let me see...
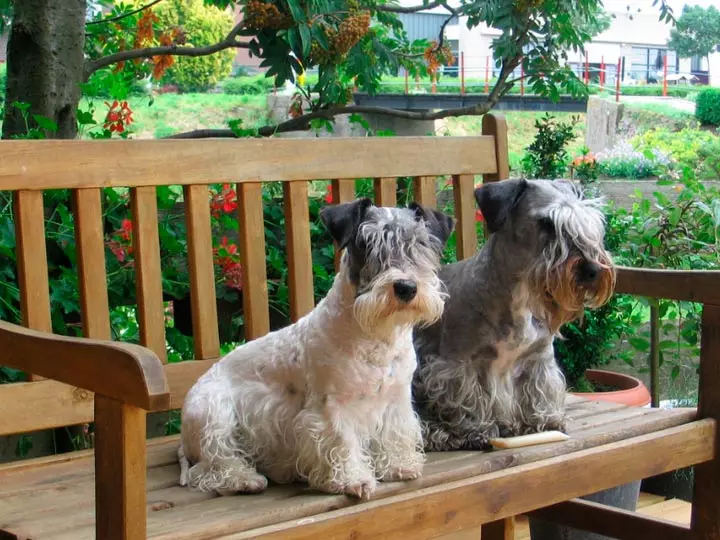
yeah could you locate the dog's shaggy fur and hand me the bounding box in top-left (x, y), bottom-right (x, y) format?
top-left (413, 179), bottom-right (616, 451)
top-left (178, 198), bottom-right (454, 499)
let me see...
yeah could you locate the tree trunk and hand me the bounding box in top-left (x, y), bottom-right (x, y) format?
top-left (2, 0), bottom-right (86, 139)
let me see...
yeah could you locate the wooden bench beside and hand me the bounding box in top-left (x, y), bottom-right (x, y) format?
top-left (0, 113), bottom-right (718, 540)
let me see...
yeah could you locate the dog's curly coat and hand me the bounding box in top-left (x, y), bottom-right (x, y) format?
top-left (413, 179), bottom-right (616, 451)
top-left (178, 197), bottom-right (454, 499)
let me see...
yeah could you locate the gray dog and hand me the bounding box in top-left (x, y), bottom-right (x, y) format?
top-left (412, 179), bottom-right (616, 451)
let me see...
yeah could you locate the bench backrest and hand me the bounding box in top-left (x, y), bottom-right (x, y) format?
top-left (0, 114), bottom-right (509, 437)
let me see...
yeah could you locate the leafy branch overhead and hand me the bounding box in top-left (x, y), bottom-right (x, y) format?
top-left (27, 0), bottom-right (676, 138)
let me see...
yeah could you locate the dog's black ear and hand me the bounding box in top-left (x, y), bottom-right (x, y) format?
top-left (409, 202), bottom-right (456, 247)
top-left (474, 179), bottom-right (528, 234)
top-left (320, 197), bottom-right (373, 249)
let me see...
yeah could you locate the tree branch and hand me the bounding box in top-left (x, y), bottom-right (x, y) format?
top-left (86, 0), bottom-right (166, 26)
top-left (167, 73), bottom-right (515, 140)
top-left (83, 22), bottom-right (248, 79)
top-left (377, 0), bottom-right (447, 13)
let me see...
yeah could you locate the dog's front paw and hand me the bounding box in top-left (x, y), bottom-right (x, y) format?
top-left (344, 479), bottom-right (377, 500)
top-left (215, 472), bottom-right (268, 496)
top-left (380, 463), bottom-right (423, 482)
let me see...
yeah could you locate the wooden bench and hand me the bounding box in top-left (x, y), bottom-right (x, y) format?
top-left (0, 113), bottom-right (718, 540)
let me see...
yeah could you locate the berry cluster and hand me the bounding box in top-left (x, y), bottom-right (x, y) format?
top-left (335, 11), bottom-right (371, 55)
top-left (424, 40), bottom-right (455, 75)
top-left (309, 11), bottom-right (371, 65)
top-left (244, 0), bottom-right (293, 31)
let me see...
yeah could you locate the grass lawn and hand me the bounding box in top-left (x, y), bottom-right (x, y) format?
top-left (439, 112), bottom-right (587, 169)
top-left (110, 93), bottom-right (588, 170)
top-left (83, 93), bottom-right (269, 139)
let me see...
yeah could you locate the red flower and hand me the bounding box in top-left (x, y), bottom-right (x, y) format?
top-left (119, 218), bottom-right (132, 241)
top-left (103, 100), bottom-right (133, 134)
top-left (210, 184), bottom-right (238, 217)
top-left (475, 209), bottom-right (484, 222)
top-left (213, 237), bottom-right (243, 290)
top-left (324, 184), bottom-right (333, 204)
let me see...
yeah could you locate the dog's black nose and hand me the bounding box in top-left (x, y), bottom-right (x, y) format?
top-left (393, 280), bottom-right (418, 302)
top-left (578, 260), bottom-right (601, 283)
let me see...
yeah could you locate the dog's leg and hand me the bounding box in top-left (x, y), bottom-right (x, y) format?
top-left (373, 391), bottom-right (424, 482)
top-left (295, 406), bottom-right (376, 500)
top-left (514, 352), bottom-right (567, 435)
top-left (414, 356), bottom-right (498, 451)
top-left (181, 376), bottom-right (268, 496)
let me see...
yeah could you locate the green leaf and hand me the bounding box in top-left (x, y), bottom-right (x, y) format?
top-left (629, 337), bottom-right (650, 352)
top-left (286, 0), bottom-right (307, 23)
top-left (671, 365), bottom-right (681, 380)
top-left (30, 114), bottom-right (58, 132)
top-left (77, 110), bottom-right (96, 126)
top-left (299, 24), bottom-right (312, 59)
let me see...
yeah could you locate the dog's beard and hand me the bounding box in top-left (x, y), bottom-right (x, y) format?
top-left (353, 271), bottom-right (445, 337)
top-left (526, 253), bottom-right (616, 332)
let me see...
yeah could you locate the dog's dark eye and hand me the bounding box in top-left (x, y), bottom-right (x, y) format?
top-left (538, 217), bottom-right (555, 234)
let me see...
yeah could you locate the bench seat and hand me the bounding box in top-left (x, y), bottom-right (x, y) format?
top-left (1, 395), bottom-right (708, 540)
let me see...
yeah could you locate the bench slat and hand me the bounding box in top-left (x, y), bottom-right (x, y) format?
top-left (413, 176), bottom-right (437, 209)
top-left (283, 182), bottom-right (314, 322)
top-left (73, 189), bottom-right (111, 340)
top-left (330, 179), bottom-right (355, 271)
top-left (0, 137), bottom-right (499, 191)
top-left (482, 114), bottom-right (510, 182)
top-left (131, 187), bottom-right (167, 362)
top-left (452, 174), bottom-right (477, 260)
top-left (238, 182), bottom-right (270, 340)
top-left (0, 404), bottom-right (701, 540)
top-left (13, 190), bottom-right (52, 381)
top-left (183, 185), bottom-right (220, 359)
top-left (374, 177), bottom-right (397, 207)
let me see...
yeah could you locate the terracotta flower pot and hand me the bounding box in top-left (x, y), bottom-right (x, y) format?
top-left (571, 368), bottom-right (652, 407)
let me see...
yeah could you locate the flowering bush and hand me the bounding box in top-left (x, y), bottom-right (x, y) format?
top-left (595, 140), bottom-right (671, 179)
top-left (631, 128), bottom-right (717, 173)
top-left (569, 147), bottom-right (599, 185)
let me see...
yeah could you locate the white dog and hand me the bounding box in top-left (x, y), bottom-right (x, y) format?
top-left (178, 198), bottom-right (454, 500)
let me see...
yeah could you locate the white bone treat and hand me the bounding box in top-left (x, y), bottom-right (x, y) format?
top-left (488, 431), bottom-right (570, 449)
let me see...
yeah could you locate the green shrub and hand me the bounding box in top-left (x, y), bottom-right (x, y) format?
top-left (698, 137), bottom-right (720, 180)
top-left (521, 113), bottom-right (579, 179)
top-left (695, 88), bottom-right (720, 126)
top-left (632, 128), bottom-right (717, 172)
top-left (221, 75), bottom-right (276, 95)
top-left (155, 0), bottom-right (235, 93)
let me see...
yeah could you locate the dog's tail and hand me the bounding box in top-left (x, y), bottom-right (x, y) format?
top-left (178, 443), bottom-right (190, 486)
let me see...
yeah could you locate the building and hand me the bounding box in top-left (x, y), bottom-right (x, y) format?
top-left (397, 0), bottom-right (720, 87)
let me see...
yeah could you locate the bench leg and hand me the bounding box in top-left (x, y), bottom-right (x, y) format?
top-left (481, 517), bottom-right (515, 540)
top-left (95, 396), bottom-right (147, 540)
top-left (691, 305), bottom-right (720, 540)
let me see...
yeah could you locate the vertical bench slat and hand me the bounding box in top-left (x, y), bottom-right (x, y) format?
top-left (482, 114), bottom-right (510, 183)
top-left (73, 189), bottom-right (111, 340)
top-left (374, 177), bottom-right (397, 207)
top-left (14, 190), bottom-right (52, 381)
top-left (330, 179), bottom-right (356, 271)
top-left (130, 187), bottom-right (167, 362)
top-left (691, 303), bottom-right (720, 538)
top-left (412, 176), bottom-right (437, 209)
top-left (94, 396), bottom-right (147, 540)
top-left (184, 185), bottom-right (220, 359)
top-left (453, 174), bottom-right (478, 260)
top-left (283, 182), bottom-right (314, 322)
top-left (238, 182), bottom-right (270, 340)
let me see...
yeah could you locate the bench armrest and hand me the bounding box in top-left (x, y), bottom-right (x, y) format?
top-left (615, 267), bottom-right (720, 304)
top-left (0, 321), bottom-right (170, 411)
